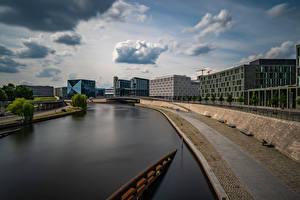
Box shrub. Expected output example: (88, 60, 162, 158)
(71, 94, 87, 109)
(211, 94, 216, 103)
(61, 108, 67, 112)
(250, 94, 259, 106)
(226, 93, 233, 105)
(218, 94, 224, 103)
(197, 95, 202, 102)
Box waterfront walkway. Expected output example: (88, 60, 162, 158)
(169, 109, 299, 200)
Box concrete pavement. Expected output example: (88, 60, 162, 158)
(171, 110, 299, 200)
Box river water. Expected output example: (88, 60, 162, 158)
(0, 104, 215, 199)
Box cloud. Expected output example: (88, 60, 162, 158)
(240, 41, 295, 63)
(0, 44, 14, 56)
(265, 41, 294, 58)
(53, 32, 82, 46)
(0, 56, 26, 73)
(17, 41, 55, 59)
(113, 40, 167, 64)
(102, 0, 149, 22)
(185, 43, 215, 56)
(0, 0, 115, 32)
(183, 9, 233, 38)
(68, 73, 78, 80)
(267, 3, 293, 18)
(36, 68, 61, 78)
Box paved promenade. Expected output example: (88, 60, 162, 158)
(170, 110, 299, 200)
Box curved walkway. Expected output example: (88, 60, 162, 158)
(169, 109, 299, 200)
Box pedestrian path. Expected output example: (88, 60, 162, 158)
(170, 110, 299, 200)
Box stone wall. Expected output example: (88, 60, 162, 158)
(140, 100, 188, 112)
(176, 102, 300, 163)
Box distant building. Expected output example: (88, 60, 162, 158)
(113, 76, 149, 97)
(296, 44, 300, 108)
(24, 85, 54, 97)
(54, 87, 67, 99)
(67, 79, 95, 99)
(105, 88, 114, 98)
(96, 88, 105, 98)
(150, 75, 199, 99)
(130, 77, 149, 96)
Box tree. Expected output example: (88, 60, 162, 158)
(250, 94, 259, 106)
(237, 95, 244, 104)
(226, 93, 233, 105)
(211, 94, 216, 104)
(197, 95, 202, 103)
(204, 94, 209, 103)
(15, 85, 33, 100)
(2, 83, 15, 101)
(279, 93, 287, 109)
(218, 94, 224, 104)
(0, 89, 7, 101)
(6, 98, 34, 122)
(182, 96, 186, 101)
(270, 92, 279, 107)
(192, 95, 196, 102)
(187, 96, 192, 102)
(71, 94, 87, 109)
(297, 97, 300, 106)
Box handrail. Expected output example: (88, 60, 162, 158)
(106, 149, 177, 200)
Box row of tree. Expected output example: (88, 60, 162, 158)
(173, 94, 240, 105)
(0, 83, 33, 101)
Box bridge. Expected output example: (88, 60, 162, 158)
(106, 97, 140, 104)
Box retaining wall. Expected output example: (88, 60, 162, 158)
(140, 100, 188, 112)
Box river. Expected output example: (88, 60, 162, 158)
(0, 104, 215, 199)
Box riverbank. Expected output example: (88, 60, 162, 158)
(0, 106, 83, 131)
(137, 103, 300, 199)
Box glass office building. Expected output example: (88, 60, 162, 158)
(67, 79, 96, 98)
(130, 77, 149, 96)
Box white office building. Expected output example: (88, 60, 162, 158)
(150, 75, 199, 99)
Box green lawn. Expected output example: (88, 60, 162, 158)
(33, 97, 57, 102)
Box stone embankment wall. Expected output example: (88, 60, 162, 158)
(141, 100, 300, 163)
(140, 100, 188, 112)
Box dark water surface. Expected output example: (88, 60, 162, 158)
(0, 104, 215, 199)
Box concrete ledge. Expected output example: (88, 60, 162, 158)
(138, 104, 228, 200)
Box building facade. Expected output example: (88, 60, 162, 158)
(297, 44, 300, 87)
(105, 88, 114, 98)
(96, 88, 105, 98)
(54, 87, 67, 99)
(150, 75, 199, 99)
(67, 79, 96, 98)
(198, 59, 296, 105)
(113, 76, 149, 96)
(130, 77, 149, 96)
(24, 85, 54, 97)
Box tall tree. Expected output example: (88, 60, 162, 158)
(218, 93, 224, 104)
(0, 89, 7, 101)
(2, 83, 15, 101)
(279, 93, 287, 109)
(211, 94, 216, 104)
(226, 93, 233, 105)
(15, 85, 33, 100)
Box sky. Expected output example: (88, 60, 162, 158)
(0, 0, 299, 88)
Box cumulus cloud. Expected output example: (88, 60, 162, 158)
(102, 0, 149, 22)
(183, 9, 233, 38)
(36, 68, 61, 78)
(53, 32, 82, 46)
(267, 3, 293, 18)
(0, 44, 14, 56)
(240, 41, 295, 63)
(17, 41, 55, 59)
(0, 0, 115, 32)
(113, 40, 167, 64)
(185, 43, 215, 56)
(0, 56, 26, 73)
(265, 41, 294, 58)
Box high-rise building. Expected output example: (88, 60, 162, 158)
(150, 75, 199, 99)
(67, 79, 95, 98)
(24, 85, 54, 97)
(113, 76, 131, 96)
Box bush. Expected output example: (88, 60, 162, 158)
(218, 94, 224, 103)
(226, 94, 233, 105)
(61, 108, 67, 112)
(6, 98, 34, 122)
(250, 94, 259, 106)
(211, 94, 216, 103)
(71, 94, 87, 109)
(197, 95, 202, 102)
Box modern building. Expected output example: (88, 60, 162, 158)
(150, 75, 199, 99)
(130, 77, 149, 96)
(197, 59, 296, 106)
(105, 88, 114, 98)
(113, 76, 131, 96)
(54, 87, 67, 99)
(96, 88, 105, 98)
(24, 85, 54, 97)
(113, 76, 150, 97)
(67, 79, 96, 99)
(297, 44, 300, 87)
